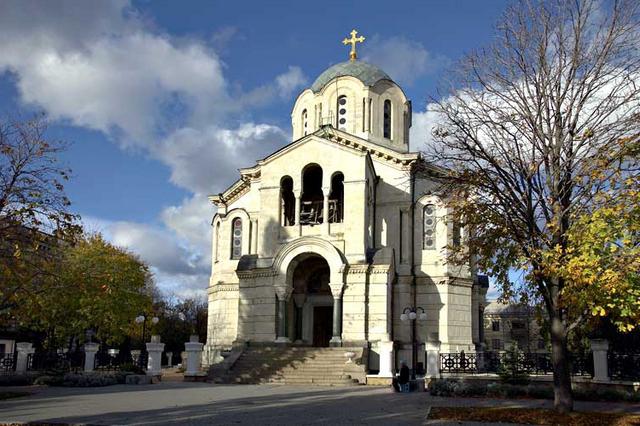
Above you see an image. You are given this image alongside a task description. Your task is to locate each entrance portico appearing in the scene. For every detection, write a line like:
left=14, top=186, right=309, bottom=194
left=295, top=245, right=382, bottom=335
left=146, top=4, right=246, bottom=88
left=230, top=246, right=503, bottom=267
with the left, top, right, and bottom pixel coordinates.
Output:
left=272, top=237, right=346, bottom=347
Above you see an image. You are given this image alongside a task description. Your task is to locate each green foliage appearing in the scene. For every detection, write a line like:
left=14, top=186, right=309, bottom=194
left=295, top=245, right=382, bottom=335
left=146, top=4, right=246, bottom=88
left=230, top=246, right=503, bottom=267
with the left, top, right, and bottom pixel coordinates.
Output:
left=154, top=295, right=207, bottom=353
left=61, top=372, right=118, bottom=387
left=0, top=114, right=81, bottom=313
left=118, top=362, right=145, bottom=375
left=17, top=233, right=155, bottom=347
left=498, top=344, right=530, bottom=385
left=429, top=379, right=635, bottom=402
left=0, top=374, right=34, bottom=386
left=33, top=375, right=64, bottom=386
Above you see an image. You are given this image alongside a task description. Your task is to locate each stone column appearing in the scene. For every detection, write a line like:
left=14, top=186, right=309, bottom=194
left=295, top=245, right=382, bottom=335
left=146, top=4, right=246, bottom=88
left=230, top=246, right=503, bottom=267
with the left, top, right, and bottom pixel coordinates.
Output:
left=378, top=340, right=394, bottom=377
left=590, top=338, right=610, bottom=382
left=330, top=296, right=343, bottom=346
left=15, top=342, right=35, bottom=375
left=322, top=188, right=330, bottom=235
left=425, top=340, right=441, bottom=378
left=275, top=295, right=290, bottom=344
left=250, top=219, right=258, bottom=254
left=146, top=335, right=165, bottom=376
left=83, top=342, right=99, bottom=372
left=184, top=336, right=204, bottom=376
left=294, top=190, right=301, bottom=234
left=165, top=351, right=173, bottom=367
left=293, top=294, right=306, bottom=343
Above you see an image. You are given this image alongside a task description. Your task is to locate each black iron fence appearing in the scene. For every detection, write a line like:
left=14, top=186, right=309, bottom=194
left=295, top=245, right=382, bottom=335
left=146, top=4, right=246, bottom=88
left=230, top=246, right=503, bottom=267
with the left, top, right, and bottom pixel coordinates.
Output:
left=608, top=352, right=640, bottom=381
left=0, top=353, right=17, bottom=375
left=94, top=350, right=147, bottom=371
left=27, top=351, right=84, bottom=372
left=440, top=351, right=593, bottom=377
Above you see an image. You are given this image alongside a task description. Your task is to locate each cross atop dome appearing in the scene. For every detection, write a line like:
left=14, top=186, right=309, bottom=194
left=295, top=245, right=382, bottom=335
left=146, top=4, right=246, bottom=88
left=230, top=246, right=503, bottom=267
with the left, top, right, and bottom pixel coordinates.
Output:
left=342, top=29, right=365, bottom=61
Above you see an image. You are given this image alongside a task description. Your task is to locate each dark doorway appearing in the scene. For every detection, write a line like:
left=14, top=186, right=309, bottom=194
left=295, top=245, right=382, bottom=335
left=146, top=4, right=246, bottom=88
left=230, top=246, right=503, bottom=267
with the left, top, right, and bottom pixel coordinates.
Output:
left=313, top=306, right=333, bottom=347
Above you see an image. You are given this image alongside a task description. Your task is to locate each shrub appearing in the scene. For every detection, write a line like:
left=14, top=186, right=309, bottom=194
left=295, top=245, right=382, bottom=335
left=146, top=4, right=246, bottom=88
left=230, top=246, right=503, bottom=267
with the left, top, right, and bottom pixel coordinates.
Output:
left=429, top=379, right=459, bottom=396
left=498, top=344, right=530, bottom=385
left=485, top=382, right=527, bottom=398
left=429, top=379, right=489, bottom=397
left=525, top=385, right=553, bottom=399
left=119, top=362, right=145, bottom=375
left=0, top=375, right=33, bottom=386
left=33, top=375, right=64, bottom=386
left=457, top=381, right=488, bottom=397
left=61, top=372, right=118, bottom=387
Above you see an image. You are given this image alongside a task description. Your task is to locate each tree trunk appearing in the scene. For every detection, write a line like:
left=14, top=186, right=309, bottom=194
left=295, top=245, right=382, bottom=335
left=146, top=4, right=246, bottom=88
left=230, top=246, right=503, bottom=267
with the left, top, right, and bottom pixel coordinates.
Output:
left=550, top=314, right=573, bottom=413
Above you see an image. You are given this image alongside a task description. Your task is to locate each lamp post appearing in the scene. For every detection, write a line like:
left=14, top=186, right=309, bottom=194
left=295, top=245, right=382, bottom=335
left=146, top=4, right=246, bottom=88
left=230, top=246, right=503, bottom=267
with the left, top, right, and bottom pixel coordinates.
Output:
left=400, top=306, right=427, bottom=380
left=135, top=314, right=159, bottom=356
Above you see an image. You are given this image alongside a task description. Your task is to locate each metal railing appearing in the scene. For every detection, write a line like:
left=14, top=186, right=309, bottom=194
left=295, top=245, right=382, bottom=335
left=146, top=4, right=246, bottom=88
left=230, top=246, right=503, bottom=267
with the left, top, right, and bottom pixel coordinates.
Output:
left=440, top=351, right=593, bottom=376
left=27, top=351, right=84, bottom=372
left=0, top=353, right=17, bottom=374
left=608, top=352, right=640, bottom=381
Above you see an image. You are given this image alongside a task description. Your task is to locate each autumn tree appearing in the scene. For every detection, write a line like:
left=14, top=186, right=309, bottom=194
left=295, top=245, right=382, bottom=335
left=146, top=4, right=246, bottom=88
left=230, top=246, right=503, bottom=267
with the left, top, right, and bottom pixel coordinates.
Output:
left=154, top=295, right=207, bottom=354
left=18, top=234, right=155, bottom=348
left=423, top=0, right=640, bottom=412
left=0, top=115, right=80, bottom=312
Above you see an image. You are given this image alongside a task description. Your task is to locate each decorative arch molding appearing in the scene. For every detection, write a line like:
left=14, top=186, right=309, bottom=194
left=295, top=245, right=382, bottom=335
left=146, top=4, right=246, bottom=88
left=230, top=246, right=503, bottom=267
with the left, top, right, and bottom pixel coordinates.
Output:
left=416, top=193, right=444, bottom=208
left=222, top=207, right=251, bottom=222
left=271, top=236, right=347, bottom=299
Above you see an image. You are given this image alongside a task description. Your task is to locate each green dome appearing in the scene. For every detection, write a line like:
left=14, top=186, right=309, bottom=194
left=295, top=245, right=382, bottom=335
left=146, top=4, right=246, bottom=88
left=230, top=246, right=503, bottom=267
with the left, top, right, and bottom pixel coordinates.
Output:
left=311, top=61, right=392, bottom=93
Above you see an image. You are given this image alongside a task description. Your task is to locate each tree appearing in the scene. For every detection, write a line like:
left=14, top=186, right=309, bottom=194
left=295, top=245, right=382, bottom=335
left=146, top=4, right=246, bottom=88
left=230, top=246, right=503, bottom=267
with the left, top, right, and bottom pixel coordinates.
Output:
left=154, top=295, right=207, bottom=354
left=18, top=234, right=155, bottom=348
left=424, top=0, right=640, bottom=412
left=0, top=114, right=80, bottom=312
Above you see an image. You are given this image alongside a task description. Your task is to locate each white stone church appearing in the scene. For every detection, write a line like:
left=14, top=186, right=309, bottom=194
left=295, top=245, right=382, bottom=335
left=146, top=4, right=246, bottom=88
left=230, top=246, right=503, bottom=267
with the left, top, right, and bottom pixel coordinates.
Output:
left=205, top=31, right=487, bottom=379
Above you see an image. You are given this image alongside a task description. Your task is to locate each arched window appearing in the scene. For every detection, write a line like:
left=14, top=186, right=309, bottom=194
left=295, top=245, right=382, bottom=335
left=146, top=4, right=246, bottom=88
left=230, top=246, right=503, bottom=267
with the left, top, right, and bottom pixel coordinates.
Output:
left=231, top=218, right=242, bottom=259
left=300, top=164, right=323, bottom=225
left=329, top=172, right=344, bottom=223
left=302, top=109, right=308, bottom=136
left=423, top=204, right=436, bottom=250
left=383, top=99, right=392, bottom=139
left=214, top=222, right=220, bottom=262
left=280, top=176, right=295, bottom=226
left=337, top=95, right=347, bottom=131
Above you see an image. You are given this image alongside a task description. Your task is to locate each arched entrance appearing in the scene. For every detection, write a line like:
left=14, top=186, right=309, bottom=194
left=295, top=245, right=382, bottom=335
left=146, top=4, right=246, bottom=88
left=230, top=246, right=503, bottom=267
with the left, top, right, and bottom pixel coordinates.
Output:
left=289, top=254, right=333, bottom=347
left=272, top=236, right=346, bottom=346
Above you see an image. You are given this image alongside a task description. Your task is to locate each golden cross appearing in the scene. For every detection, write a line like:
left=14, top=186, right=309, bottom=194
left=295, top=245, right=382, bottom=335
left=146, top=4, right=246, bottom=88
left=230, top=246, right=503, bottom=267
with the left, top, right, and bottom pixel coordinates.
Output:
left=342, top=29, right=365, bottom=61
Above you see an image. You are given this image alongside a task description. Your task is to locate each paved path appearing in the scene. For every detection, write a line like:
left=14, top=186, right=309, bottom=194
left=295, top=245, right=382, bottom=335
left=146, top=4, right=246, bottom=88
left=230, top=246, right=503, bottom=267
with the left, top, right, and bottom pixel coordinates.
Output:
left=0, top=382, right=637, bottom=425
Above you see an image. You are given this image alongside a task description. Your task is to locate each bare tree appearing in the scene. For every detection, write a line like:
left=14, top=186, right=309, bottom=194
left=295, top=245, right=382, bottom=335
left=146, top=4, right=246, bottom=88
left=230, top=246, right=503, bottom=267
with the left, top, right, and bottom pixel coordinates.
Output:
left=0, top=114, right=80, bottom=311
left=424, top=0, right=640, bottom=412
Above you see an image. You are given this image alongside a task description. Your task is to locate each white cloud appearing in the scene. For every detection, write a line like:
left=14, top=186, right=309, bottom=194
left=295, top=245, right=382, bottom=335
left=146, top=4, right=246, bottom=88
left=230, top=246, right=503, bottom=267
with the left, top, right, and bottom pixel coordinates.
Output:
left=0, top=0, right=300, bottom=295
left=158, top=123, right=287, bottom=194
left=275, top=66, right=308, bottom=98
left=0, top=2, right=227, bottom=145
left=410, top=102, right=441, bottom=151
left=361, top=35, right=448, bottom=85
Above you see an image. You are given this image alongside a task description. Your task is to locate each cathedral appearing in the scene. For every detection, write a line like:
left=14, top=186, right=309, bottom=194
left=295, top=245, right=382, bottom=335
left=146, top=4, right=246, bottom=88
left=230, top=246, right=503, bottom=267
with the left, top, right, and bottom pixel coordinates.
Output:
left=205, top=31, right=487, bottom=379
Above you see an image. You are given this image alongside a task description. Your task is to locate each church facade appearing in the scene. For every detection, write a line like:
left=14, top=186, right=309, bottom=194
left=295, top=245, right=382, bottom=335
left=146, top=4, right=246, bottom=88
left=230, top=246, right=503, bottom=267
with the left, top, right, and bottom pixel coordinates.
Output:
left=205, top=32, right=487, bottom=376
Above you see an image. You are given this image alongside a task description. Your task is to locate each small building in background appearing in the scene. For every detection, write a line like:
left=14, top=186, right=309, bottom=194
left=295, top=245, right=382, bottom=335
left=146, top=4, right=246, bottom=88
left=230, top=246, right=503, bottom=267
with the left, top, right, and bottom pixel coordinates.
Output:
left=483, top=301, right=547, bottom=353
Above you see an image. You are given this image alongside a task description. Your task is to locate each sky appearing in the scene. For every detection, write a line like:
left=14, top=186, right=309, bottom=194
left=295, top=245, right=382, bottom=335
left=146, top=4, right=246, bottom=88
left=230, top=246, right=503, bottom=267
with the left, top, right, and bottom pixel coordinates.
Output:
left=0, top=0, right=510, bottom=298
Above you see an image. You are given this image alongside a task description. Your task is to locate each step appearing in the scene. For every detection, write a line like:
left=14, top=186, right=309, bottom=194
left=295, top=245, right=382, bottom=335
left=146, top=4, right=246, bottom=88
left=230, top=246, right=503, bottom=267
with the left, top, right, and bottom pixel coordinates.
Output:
left=218, top=346, right=365, bottom=386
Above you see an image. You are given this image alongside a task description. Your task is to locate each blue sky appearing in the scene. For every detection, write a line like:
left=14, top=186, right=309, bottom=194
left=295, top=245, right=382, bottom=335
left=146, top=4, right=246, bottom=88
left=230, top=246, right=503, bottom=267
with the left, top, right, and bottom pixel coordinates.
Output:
left=0, top=0, right=509, bottom=297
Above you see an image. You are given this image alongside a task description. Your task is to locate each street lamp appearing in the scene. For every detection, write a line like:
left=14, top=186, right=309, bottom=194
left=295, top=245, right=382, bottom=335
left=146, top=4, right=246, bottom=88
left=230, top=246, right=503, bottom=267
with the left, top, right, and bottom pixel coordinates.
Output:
left=400, top=306, right=427, bottom=380
left=135, top=314, right=159, bottom=351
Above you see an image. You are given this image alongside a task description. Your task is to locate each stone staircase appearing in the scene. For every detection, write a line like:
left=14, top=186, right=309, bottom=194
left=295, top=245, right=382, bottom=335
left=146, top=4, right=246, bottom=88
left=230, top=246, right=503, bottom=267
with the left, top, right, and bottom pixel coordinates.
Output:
left=211, top=346, right=366, bottom=386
